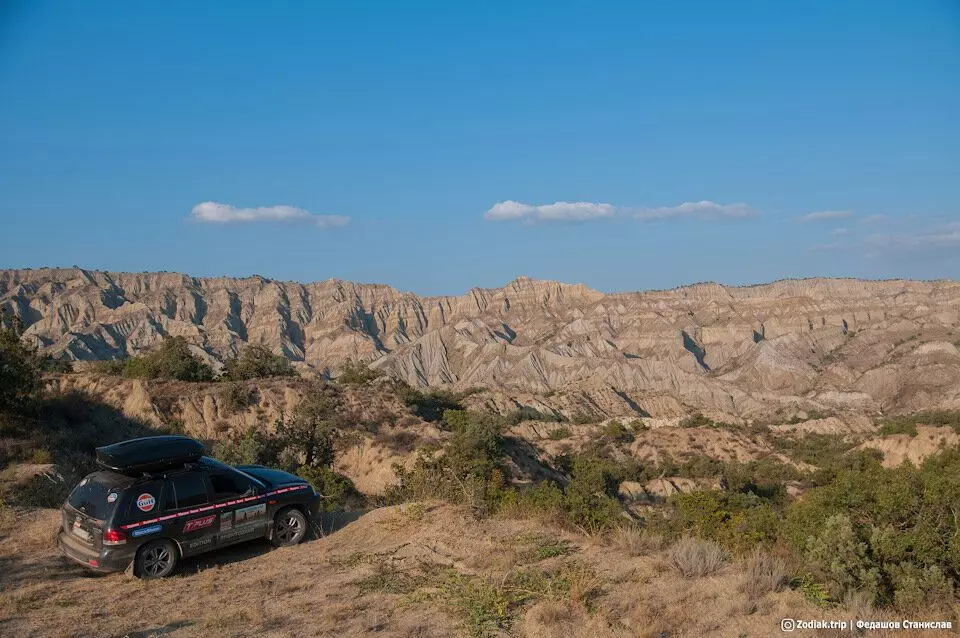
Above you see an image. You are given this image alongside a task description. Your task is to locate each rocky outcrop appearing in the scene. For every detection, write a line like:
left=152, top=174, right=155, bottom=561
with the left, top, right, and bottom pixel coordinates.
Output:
left=4, top=268, right=960, bottom=418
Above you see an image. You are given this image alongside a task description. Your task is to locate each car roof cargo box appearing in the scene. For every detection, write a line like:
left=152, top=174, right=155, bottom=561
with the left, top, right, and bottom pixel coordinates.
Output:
left=96, top=436, right=205, bottom=475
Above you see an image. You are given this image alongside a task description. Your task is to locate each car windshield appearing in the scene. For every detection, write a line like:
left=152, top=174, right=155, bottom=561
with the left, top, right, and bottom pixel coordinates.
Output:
left=67, top=471, right=134, bottom=521
left=199, top=456, right=266, bottom=488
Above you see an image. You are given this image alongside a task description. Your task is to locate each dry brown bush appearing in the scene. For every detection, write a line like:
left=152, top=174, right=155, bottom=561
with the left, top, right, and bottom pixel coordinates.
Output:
left=668, top=536, right=728, bottom=578
left=740, top=547, right=788, bottom=599
left=608, top=525, right=666, bottom=557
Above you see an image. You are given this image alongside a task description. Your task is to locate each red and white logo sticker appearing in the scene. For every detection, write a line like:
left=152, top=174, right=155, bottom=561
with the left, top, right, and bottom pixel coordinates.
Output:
left=183, top=514, right=216, bottom=533
left=136, top=493, right=156, bottom=512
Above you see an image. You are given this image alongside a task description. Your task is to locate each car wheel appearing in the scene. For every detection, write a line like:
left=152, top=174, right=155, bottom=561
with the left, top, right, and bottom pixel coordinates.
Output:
left=135, top=539, right=178, bottom=579
left=271, top=507, right=307, bottom=547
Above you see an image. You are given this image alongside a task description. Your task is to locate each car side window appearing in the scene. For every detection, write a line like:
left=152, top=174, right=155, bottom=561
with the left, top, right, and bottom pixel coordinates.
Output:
left=168, top=472, right=209, bottom=509
left=209, top=470, right=254, bottom=501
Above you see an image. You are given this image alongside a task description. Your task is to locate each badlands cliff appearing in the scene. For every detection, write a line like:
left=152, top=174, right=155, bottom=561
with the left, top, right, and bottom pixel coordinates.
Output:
left=2, top=268, right=959, bottom=418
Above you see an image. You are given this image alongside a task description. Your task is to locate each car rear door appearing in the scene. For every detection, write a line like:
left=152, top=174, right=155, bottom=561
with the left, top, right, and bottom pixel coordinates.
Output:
left=164, top=471, right=219, bottom=556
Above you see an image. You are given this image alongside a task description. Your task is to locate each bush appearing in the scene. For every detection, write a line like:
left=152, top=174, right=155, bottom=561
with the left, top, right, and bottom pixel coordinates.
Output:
left=669, top=537, right=728, bottom=578
left=601, top=420, right=634, bottom=443
left=402, top=388, right=464, bottom=423
left=221, top=382, right=254, bottom=413
left=742, top=547, right=789, bottom=599
left=547, top=426, right=572, bottom=440
left=651, top=489, right=781, bottom=554
left=295, top=465, right=359, bottom=511
left=680, top=413, right=715, bottom=428
left=222, top=345, right=296, bottom=381
left=336, top=360, right=381, bottom=385
left=122, top=336, right=214, bottom=381
left=388, top=410, right=507, bottom=514
left=785, top=448, right=960, bottom=608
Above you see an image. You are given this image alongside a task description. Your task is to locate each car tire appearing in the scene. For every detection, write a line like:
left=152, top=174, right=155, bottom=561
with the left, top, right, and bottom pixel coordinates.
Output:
left=134, top=539, right=179, bottom=579
left=271, top=507, right=308, bottom=547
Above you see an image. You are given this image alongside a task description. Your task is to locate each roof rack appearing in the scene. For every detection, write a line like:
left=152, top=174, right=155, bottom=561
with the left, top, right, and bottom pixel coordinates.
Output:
left=95, top=435, right=205, bottom=476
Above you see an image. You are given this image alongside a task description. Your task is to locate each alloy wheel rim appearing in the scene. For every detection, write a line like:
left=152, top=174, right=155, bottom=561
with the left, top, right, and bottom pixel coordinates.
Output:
left=143, top=546, right=170, bottom=576
left=277, top=514, right=303, bottom=542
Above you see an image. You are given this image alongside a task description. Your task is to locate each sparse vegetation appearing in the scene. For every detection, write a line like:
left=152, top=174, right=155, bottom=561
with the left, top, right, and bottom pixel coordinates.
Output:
left=878, top=410, right=960, bottom=436
left=336, top=360, right=382, bottom=385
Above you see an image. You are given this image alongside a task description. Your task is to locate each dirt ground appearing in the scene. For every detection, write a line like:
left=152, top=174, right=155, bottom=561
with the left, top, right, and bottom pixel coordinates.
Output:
left=2, top=502, right=952, bottom=638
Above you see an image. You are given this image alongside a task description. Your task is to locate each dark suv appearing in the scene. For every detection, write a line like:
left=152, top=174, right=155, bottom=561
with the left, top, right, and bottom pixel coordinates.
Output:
left=57, top=435, right=322, bottom=579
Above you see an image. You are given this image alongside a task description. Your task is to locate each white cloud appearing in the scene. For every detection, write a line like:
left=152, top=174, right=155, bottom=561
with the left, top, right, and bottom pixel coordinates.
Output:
left=484, top=200, right=616, bottom=223
left=829, top=227, right=850, bottom=236
left=633, top=200, right=757, bottom=221
left=799, top=210, right=854, bottom=222
left=484, top=199, right=759, bottom=224
left=865, top=222, right=960, bottom=251
left=809, top=242, right=847, bottom=252
left=860, top=214, right=887, bottom=225
left=190, top=202, right=350, bottom=228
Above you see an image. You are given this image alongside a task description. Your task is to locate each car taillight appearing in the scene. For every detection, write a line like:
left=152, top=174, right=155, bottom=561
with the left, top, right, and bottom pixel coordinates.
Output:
left=103, top=528, right=126, bottom=545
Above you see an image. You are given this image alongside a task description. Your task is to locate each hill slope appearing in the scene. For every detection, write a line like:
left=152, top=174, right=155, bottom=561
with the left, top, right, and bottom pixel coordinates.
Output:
left=1, top=502, right=915, bottom=637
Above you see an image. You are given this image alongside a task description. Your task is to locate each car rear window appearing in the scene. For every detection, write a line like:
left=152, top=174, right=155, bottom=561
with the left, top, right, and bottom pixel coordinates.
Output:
left=67, top=472, right=133, bottom=520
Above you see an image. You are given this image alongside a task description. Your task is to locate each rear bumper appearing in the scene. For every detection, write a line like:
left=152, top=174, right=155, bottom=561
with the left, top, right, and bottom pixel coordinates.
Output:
left=58, top=531, right=135, bottom=574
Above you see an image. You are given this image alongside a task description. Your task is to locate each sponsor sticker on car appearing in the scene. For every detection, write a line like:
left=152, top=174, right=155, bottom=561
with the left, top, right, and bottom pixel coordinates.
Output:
left=235, top=503, right=266, bottom=527
left=183, top=514, right=216, bottom=533
left=107, top=492, right=118, bottom=503
left=131, top=524, right=163, bottom=538
left=136, top=493, right=156, bottom=512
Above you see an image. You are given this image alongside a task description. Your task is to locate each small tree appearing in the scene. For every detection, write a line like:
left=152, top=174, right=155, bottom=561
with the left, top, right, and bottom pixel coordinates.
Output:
left=0, top=313, right=42, bottom=413
left=277, top=384, right=342, bottom=468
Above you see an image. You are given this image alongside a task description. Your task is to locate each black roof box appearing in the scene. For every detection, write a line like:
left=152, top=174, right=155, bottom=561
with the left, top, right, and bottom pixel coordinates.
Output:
left=96, top=435, right=205, bottom=475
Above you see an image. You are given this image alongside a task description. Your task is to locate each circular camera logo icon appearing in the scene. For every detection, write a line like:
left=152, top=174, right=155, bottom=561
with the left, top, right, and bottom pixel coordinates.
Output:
left=781, top=619, right=796, bottom=632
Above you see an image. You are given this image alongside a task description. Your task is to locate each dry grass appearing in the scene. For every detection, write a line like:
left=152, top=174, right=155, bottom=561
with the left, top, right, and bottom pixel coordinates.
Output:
left=668, top=536, right=728, bottom=578
left=740, top=547, right=789, bottom=600
left=0, top=502, right=927, bottom=638
left=606, top=524, right=665, bottom=557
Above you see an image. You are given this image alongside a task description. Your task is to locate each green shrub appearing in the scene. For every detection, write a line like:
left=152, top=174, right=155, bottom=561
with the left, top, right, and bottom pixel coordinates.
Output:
left=784, top=448, right=960, bottom=608
left=122, top=336, right=214, bottom=381
left=336, top=360, right=381, bottom=385
left=770, top=433, right=859, bottom=471
left=569, top=413, right=595, bottom=425
left=402, top=388, right=464, bottom=423
left=601, top=420, right=634, bottom=443
left=295, top=465, right=359, bottom=511
left=547, top=426, right=572, bottom=440
left=651, top=489, right=781, bottom=554
left=222, top=345, right=296, bottom=381
left=680, top=413, right=715, bottom=428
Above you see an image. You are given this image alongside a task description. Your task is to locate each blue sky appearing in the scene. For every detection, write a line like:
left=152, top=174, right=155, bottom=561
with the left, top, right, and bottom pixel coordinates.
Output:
left=1, top=1, right=958, bottom=295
